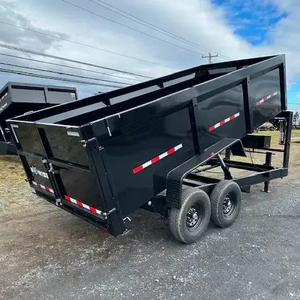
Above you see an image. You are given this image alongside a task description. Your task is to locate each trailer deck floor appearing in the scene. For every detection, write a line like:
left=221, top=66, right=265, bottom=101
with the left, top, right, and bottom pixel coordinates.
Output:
left=1, top=132, right=300, bottom=300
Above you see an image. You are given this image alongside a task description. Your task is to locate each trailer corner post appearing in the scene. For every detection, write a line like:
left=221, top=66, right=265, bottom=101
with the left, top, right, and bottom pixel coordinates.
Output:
left=243, top=76, right=253, bottom=133
left=85, top=138, right=127, bottom=236
left=279, top=62, right=287, bottom=111
left=189, top=97, right=202, bottom=154
left=283, top=111, right=293, bottom=169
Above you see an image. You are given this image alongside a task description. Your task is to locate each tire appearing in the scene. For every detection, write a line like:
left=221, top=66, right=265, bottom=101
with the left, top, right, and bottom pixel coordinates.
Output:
left=210, top=180, right=242, bottom=228
left=169, top=188, right=211, bottom=244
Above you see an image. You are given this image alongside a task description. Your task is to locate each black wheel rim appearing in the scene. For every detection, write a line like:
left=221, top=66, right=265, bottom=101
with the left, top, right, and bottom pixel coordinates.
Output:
left=186, top=205, right=203, bottom=231
left=222, top=192, right=236, bottom=217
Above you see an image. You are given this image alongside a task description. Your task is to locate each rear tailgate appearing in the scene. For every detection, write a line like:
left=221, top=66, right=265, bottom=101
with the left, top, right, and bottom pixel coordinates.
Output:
left=9, top=120, right=109, bottom=224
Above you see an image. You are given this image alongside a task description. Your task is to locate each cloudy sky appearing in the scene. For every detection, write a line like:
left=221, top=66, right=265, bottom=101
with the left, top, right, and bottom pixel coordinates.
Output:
left=0, top=0, right=299, bottom=108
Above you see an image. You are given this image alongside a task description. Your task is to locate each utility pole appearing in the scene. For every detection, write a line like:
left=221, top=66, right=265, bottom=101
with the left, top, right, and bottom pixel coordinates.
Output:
left=202, top=52, right=218, bottom=64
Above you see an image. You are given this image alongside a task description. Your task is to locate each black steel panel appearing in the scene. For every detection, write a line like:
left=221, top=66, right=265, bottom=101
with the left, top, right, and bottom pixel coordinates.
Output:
left=103, top=107, right=195, bottom=216
left=242, top=135, right=271, bottom=149
left=0, top=82, right=77, bottom=155
left=250, top=68, right=281, bottom=129
left=13, top=123, right=45, bottom=155
left=0, top=82, right=77, bottom=120
left=59, top=166, right=105, bottom=210
left=40, top=125, right=89, bottom=166
left=197, top=85, right=246, bottom=151
left=46, top=88, right=77, bottom=104
left=10, top=87, right=45, bottom=103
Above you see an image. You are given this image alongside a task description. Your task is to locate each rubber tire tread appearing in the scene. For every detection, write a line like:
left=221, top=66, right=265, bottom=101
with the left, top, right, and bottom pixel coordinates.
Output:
left=210, top=180, right=241, bottom=228
left=169, top=188, right=211, bottom=244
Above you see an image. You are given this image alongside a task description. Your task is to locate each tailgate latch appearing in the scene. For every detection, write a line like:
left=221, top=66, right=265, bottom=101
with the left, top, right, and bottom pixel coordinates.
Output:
left=56, top=198, right=62, bottom=206
left=49, top=163, right=58, bottom=175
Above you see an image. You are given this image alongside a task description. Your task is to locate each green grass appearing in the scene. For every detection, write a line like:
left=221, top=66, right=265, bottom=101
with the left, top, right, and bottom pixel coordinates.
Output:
left=256, top=129, right=300, bottom=137
left=253, top=130, right=300, bottom=147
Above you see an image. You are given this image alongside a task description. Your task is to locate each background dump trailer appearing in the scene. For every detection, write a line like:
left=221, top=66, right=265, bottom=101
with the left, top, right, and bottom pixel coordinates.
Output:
left=7, top=55, right=292, bottom=243
left=0, top=82, right=77, bottom=155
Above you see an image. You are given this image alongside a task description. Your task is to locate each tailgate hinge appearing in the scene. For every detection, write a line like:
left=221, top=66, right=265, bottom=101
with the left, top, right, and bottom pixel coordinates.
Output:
left=104, top=119, right=112, bottom=137
left=81, top=137, right=103, bottom=151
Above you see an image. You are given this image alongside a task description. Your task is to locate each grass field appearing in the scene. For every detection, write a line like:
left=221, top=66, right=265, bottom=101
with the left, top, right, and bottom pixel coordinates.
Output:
left=230, top=130, right=300, bottom=166
left=256, top=129, right=300, bottom=147
left=198, top=130, right=300, bottom=178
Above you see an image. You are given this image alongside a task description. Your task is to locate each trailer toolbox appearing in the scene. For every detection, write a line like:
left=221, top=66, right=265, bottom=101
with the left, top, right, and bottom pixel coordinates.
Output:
left=0, top=82, right=77, bottom=155
left=7, top=55, right=292, bottom=243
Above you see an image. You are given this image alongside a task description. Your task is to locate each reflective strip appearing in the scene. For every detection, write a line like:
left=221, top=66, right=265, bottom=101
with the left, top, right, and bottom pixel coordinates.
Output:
left=64, top=195, right=102, bottom=215
left=32, top=182, right=103, bottom=216
left=32, top=181, right=54, bottom=194
left=133, top=143, right=183, bottom=174
left=208, top=112, right=240, bottom=132
left=256, top=91, right=278, bottom=106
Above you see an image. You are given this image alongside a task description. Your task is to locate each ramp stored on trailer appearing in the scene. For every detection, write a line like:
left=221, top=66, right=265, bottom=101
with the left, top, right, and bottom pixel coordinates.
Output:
left=0, top=82, right=77, bottom=155
left=7, top=55, right=292, bottom=243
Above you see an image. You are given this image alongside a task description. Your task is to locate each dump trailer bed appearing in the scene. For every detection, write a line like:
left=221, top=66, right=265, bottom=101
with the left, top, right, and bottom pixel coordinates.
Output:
left=8, top=55, right=292, bottom=243
left=0, top=82, right=77, bottom=155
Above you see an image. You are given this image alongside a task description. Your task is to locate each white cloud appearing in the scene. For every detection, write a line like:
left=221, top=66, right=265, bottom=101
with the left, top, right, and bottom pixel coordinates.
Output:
left=0, top=0, right=299, bottom=99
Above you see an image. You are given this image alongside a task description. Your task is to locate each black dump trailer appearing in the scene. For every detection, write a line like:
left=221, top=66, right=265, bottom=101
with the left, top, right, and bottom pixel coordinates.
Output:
left=0, top=82, right=77, bottom=155
left=7, top=55, right=292, bottom=243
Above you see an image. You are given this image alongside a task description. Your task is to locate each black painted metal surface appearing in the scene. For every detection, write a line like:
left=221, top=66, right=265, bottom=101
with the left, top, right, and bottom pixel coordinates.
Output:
left=0, top=82, right=77, bottom=155
left=7, top=55, right=288, bottom=237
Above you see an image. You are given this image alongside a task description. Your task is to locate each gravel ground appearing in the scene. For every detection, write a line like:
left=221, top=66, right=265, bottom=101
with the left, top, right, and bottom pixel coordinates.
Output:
left=0, top=143, right=300, bottom=300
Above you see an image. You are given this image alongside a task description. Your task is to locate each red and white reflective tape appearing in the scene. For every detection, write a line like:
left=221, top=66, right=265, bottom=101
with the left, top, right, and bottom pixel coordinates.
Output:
left=208, top=112, right=240, bottom=132
left=256, top=91, right=278, bottom=106
left=64, top=195, right=102, bottom=215
left=133, top=143, right=183, bottom=174
left=32, top=181, right=54, bottom=194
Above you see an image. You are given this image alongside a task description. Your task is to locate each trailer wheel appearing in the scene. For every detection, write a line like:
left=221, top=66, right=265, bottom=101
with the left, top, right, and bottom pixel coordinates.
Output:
left=169, top=188, right=211, bottom=244
left=210, top=180, right=241, bottom=228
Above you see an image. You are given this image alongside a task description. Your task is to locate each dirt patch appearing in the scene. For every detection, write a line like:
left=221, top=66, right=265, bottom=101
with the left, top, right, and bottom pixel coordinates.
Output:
left=0, top=155, right=55, bottom=219
left=0, top=155, right=25, bottom=184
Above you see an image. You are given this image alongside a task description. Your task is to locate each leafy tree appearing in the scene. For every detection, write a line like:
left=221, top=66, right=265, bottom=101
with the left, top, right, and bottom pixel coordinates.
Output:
left=293, top=111, right=299, bottom=125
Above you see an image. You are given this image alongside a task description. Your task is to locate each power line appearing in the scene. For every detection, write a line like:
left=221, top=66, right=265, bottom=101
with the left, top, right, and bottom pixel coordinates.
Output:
left=0, top=20, right=177, bottom=71
left=60, top=0, right=204, bottom=56
left=0, top=43, right=152, bottom=79
left=0, top=62, right=130, bottom=85
left=92, top=0, right=229, bottom=59
left=0, top=67, right=123, bottom=88
left=0, top=53, right=141, bottom=82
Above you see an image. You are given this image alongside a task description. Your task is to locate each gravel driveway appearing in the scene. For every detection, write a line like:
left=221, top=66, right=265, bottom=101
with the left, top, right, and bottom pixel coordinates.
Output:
left=0, top=150, right=300, bottom=300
